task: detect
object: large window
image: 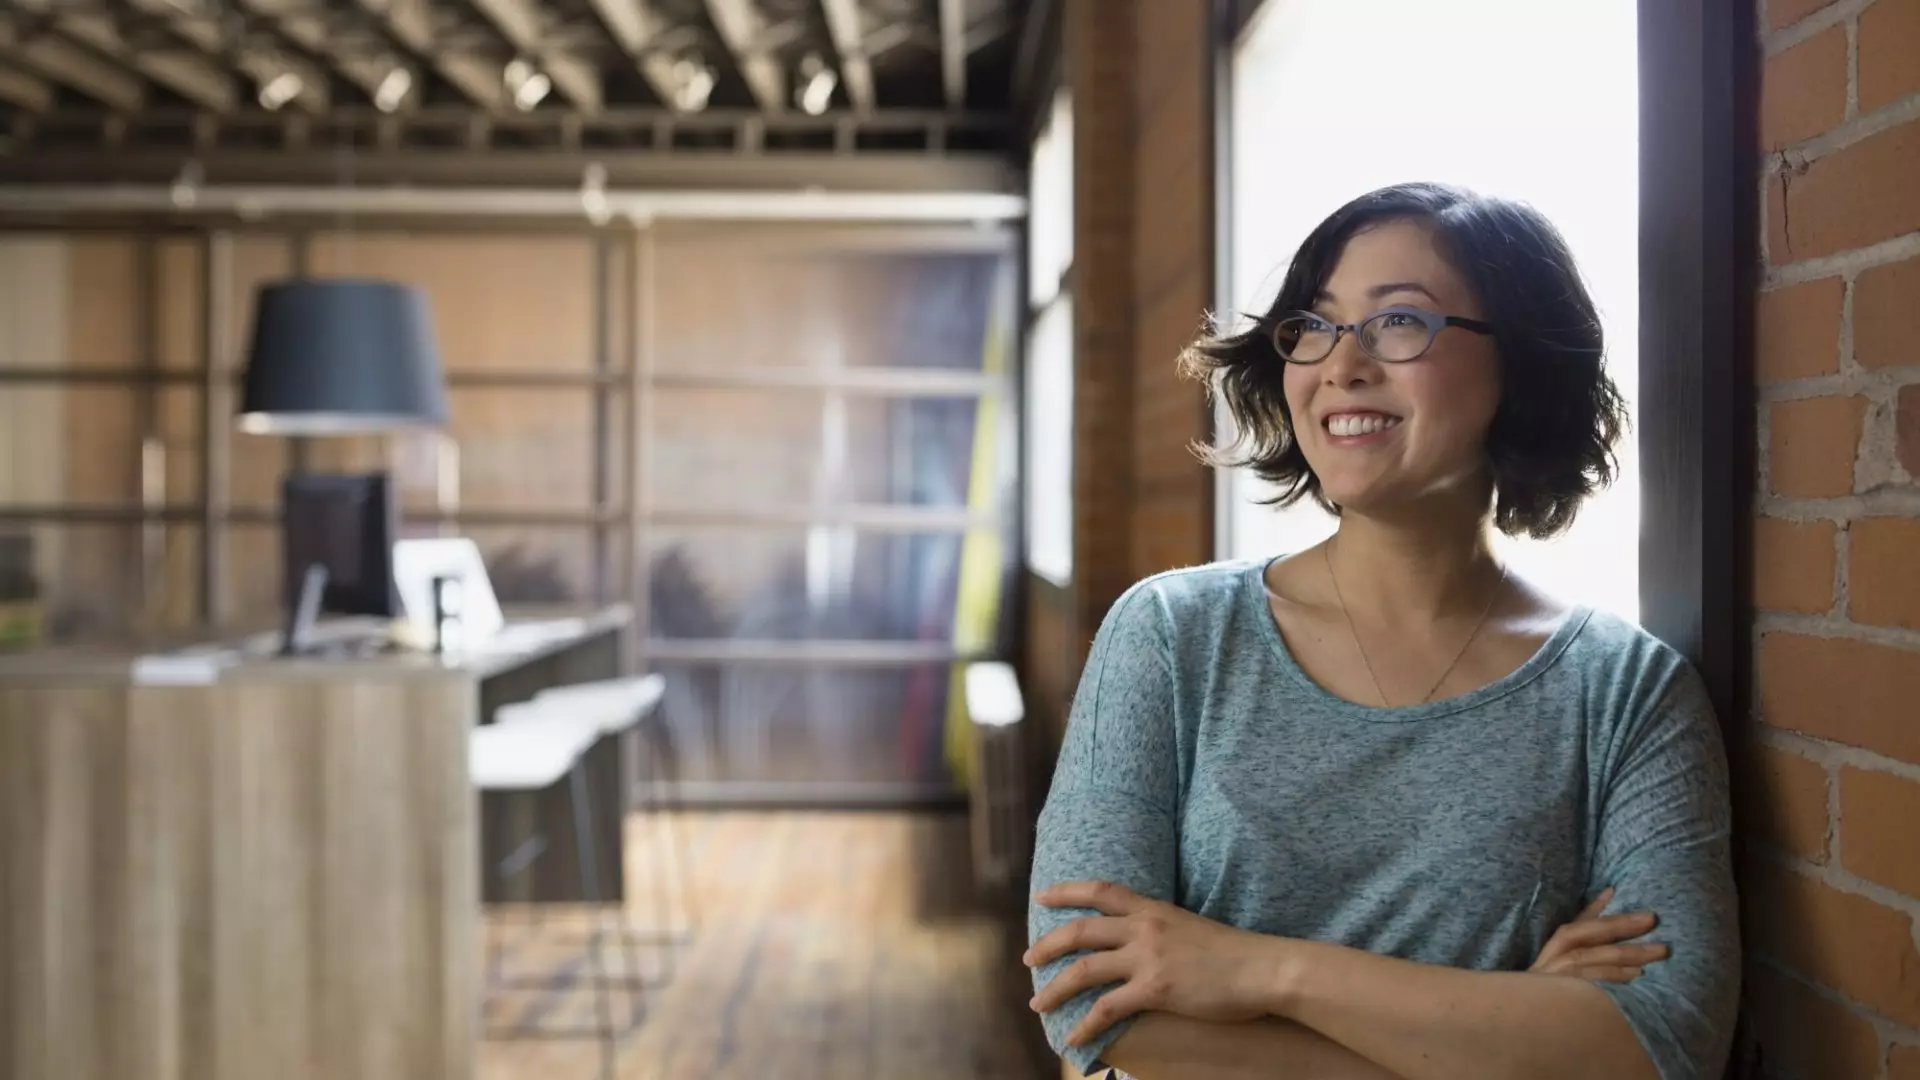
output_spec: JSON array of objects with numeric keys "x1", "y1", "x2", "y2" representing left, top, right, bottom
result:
[
  {"x1": 1220, "y1": 0, "x2": 1641, "y2": 620},
  {"x1": 1024, "y1": 90, "x2": 1074, "y2": 588},
  {"x1": 637, "y1": 223, "x2": 1018, "y2": 801}
]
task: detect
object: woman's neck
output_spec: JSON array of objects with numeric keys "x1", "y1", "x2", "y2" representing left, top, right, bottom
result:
[{"x1": 1324, "y1": 501, "x2": 1503, "y2": 625}]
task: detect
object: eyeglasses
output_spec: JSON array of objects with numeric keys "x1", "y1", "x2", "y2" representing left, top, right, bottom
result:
[{"x1": 1265, "y1": 306, "x2": 1495, "y2": 364}]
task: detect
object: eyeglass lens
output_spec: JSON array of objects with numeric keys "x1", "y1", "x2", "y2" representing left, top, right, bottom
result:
[{"x1": 1274, "y1": 311, "x2": 1437, "y2": 363}]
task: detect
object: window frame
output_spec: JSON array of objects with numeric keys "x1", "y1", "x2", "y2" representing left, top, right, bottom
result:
[
  {"x1": 1022, "y1": 86, "x2": 1076, "y2": 590},
  {"x1": 1208, "y1": 0, "x2": 1756, "y2": 730}
]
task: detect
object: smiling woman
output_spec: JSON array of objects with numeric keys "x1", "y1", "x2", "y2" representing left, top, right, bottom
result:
[{"x1": 1024, "y1": 185, "x2": 1739, "y2": 1080}]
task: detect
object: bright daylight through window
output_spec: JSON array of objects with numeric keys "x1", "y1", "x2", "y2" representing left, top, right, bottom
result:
[
  {"x1": 1026, "y1": 90, "x2": 1075, "y2": 588},
  {"x1": 1221, "y1": 0, "x2": 1641, "y2": 620}
]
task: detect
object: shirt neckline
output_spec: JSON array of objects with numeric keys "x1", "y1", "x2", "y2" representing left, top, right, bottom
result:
[{"x1": 1245, "y1": 555, "x2": 1594, "y2": 723}]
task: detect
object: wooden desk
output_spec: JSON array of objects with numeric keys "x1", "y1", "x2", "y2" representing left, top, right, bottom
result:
[{"x1": 0, "y1": 607, "x2": 630, "y2": 1080}]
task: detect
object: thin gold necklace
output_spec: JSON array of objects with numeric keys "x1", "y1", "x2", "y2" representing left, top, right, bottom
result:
[{"x1": 1323, "y1": 540, "x2": 1507, "y2": 708}]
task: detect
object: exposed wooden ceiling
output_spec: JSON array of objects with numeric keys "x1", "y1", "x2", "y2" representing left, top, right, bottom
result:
[{"x1": 0, "y1": 0, "x2": 1032, "y2": 182}]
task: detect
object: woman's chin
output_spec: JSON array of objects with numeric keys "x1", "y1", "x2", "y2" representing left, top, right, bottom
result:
[{"x1": 1316, "y1": 481, "x2": 1400, "y2": 516}]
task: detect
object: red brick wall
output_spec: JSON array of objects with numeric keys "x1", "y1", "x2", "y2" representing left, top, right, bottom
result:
[
  {"x1": 1024, "y1": 0, "x2": 1215, "y2": 749},
  {"x1": 1747, "y1": 0, "x2": 1920, "y2": 1074}
]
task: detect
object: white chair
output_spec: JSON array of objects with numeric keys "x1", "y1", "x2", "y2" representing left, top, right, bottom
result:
[
  {"x1": 532, "y1": 673, "x2": 666, "y2": 737},
  {"x1": 472, "y1": 699, "x2": 626, "y2": 1080},
  {"x1": 524, "y1": 674, "x2": 693, "y2": 975}
]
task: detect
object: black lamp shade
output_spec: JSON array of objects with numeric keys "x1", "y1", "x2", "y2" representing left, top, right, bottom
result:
[{"x1": 239, "y1": 278, "x2": 449, "y2": 435}]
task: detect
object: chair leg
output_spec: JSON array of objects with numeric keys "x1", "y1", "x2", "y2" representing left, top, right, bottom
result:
[
  {"x1": 642, "y1": 714, "x2": 697, "y2": 944},
  {"x1": 570, "y1": 760, "x2": 618, "y2": 1080}
]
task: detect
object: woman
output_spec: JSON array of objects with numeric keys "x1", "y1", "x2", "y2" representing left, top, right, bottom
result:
[{"x1": 1023, "y1": 183, "x2": 1738, "y2": 1080}]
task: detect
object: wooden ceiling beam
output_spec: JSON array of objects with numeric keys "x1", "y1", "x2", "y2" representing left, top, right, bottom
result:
[
  {"x1": 936, "y1": 0, "x2": 964, "y2": 109},
  {"x1": 819, "y1": 0, "x2": 874, "y2": 114},
  {"x1": 587, "y1": 0, "x2": 690, "y2": 110},
  {"x1": 38, "y1": 8, "x2": 236, "y2": 112},
  {"x1": 0, "y1": 19, "x2": 146, "y2": 111},
  {"x1": 704, "y1": 0, "x2": 785, "y2": 113},
  {"x1": 466, "y1": 0, "x2": 602, "y2": 111},
  {"x1": 0, "y1": 59, "x2": 53, "y2": 112},
  {"x1": 235, "y1": 1, "x2": 414, "y2": 111},
  {"x1": 124, "y1": 0, "x2": 330, "y2": 112},
  {"x1": 356, "y1": 0, "x2": 508, "y2": 112}
]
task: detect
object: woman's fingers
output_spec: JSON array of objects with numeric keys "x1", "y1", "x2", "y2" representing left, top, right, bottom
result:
[
  {"x1": 1561, "y1": 942, "x2": 1670, "y2": 970},
  {"x1": 1035, "y1": 880, "x2": 1146, "y2": 916},
  {"x1": 1572, "y1": 965, "x2": 1644, "y2": 984},
  {"x1": 1574, "y1": 886, "x2": 1616, "y2": 922},
  {"x1": 1063, "y1": 981, "x2": 1154, "y2": 1048},
  {"x1": 1030, "y1": 948, "x2": 1133, "y2": 1014},
  {"x1": 1560, "y1": 911, "x2": 1660, "y2": 947},
  {"x1": 1536, "y1": 910, "x2": 1658, "y2": 963},
  {"x1": 1024, "y1": 916, "x2": 1132, "y2": 968},
  {"x1": 1574, "y1": 937, "x2": 1666, "y2": 960}
]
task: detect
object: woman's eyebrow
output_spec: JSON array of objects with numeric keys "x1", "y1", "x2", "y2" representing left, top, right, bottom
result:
[{"x1": 1313, "y1": 282, "x2": 1442, "y2": 307}]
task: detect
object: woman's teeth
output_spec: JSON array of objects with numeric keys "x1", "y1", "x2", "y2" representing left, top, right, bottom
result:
[{"x1": 1327, "y1": 414, "x2": 1402, "y2": 437}]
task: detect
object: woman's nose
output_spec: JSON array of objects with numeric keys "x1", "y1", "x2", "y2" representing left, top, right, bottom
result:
[{"x1": 1320, "y1": 332, "x2": 1378, "y2": 386}]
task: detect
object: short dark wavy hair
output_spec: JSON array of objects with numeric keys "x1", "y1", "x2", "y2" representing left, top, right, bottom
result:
[{"x1": 1180, "y1": 182, "x2": 1627, "y2": 540}]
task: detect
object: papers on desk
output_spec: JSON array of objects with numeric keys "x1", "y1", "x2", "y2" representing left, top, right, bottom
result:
[
  {"x1": 131, "y1": 648, "x2": 234, "y2": 685},
  {"x1": 476, "y1": 618, "x2": 588, "y2": 653}
]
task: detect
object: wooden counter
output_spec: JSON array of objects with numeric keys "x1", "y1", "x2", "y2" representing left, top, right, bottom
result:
[{"x1": 0, "y1": 607, "x2": 630, "y2": 1080}]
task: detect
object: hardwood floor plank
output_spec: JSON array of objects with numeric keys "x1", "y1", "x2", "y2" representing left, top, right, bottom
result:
[{"x1": 478, "y1": 810, "x2": 1050, "y2": 1080}]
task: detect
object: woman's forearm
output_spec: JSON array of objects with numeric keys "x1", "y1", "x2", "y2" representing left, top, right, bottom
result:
[
  {"x1": 1103, "y1": 1012, "x2": 1405, "y2": 1080},
  {"x1": 1262, "y1": 939, "x2": 1656, "y2": 1080}
]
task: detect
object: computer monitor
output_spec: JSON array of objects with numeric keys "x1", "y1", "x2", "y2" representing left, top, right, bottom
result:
[{"x1": 281, "y1": 472, "x2": 399, "y2": 629}]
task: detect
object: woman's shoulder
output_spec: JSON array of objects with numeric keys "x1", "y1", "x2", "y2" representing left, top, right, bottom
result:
[
  {"x1": 1555, "y1": 606, "x2": 1714, "y2": 722},
  {"x1": 1105, "y1": 559, "x2": 1263, "y2": 629}
]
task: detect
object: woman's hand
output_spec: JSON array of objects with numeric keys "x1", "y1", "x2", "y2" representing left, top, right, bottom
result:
[
  {"x1": 1026, "y1": 880, "x2": 1279, "y2": 1048},
  {"x1": 1529, "y1": 887, "x2": 1669, "y2": 983}
]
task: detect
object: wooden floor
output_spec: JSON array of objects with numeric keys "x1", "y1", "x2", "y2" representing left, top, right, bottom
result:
[{"x1": 477, "y1": 811, "x2": 1055, "y2": 1080}]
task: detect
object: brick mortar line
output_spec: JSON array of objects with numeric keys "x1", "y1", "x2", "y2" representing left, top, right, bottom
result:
[
  {"x1": 1765, "y1": 232, "x2": 1920, "y2": 288},
  {"x1": 1763, "y1": 90, "x2": 1920, "y2": 171},
  {"x1": 1756, "y1": 399, "x2": 1774, "y2": 497},
  {"x1": 1763, "y1": 0, "x2": 1874, "y2": 55},
  {"x1": 1750, "y1": 848, "x2": 1920, "y2": 954},
  {"x1": 1755, "y1": 723, "x2": 1920, "y2": 785},
  {"x1": 1756, "y1": 609, "x2": 1920, "y2": 651},
  {"x1": 1844, "y1": 16, "x2": 1859, "y2": 121},
  {"x1": 1839, "y1": 275, "x2": 1861, "y2": 378},
  {"x1": 1832, "y1": 517, "x2": 1850, "y2": 621},
  {"x1": 1761, "y1": 489, "x2": 1920, "y2": 520},
  {"x1": 1759, "y1": 365, "x2": 1920, "y2": 402}
]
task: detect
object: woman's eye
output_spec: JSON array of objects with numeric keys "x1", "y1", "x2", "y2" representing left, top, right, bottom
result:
[{"x1": 1380, "y1": 312, "x2": 1420, "y2": 328}]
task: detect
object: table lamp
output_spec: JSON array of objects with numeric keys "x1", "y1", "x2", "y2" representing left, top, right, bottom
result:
[{"x1": 238, "y1": 278, "x2": 448, "y2": 435}]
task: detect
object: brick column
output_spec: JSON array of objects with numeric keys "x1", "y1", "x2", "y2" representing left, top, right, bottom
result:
[
  {"x1": 1742, "y1": 0, "x2": 1920, "y2": 1073},
  {"x1": 1066, "y1": 0, "x2": 1139, "y2": 654}
]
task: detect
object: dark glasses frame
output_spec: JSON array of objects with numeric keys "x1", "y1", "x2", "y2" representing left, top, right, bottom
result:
[{"x1": 1257, "y1": 305, "x2": 1496, "y2": 365}]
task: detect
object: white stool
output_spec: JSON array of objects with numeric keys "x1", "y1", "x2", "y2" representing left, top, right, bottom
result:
[
  {"x1": 472, "y1": 700, "x2": 626, "y2": 1080},
  {"x1": 533, "y1": 675, "x2": 694, "y2": 953}
]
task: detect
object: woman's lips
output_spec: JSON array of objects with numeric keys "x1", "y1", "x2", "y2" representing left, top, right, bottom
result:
[{"x1": 1323, "y1": 411, "x2": 1403, "y2": 438}]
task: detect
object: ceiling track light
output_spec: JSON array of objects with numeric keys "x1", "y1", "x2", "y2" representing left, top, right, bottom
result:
[
  {"x1": 170, "y1": 159, "x2": 204, "y2": 210},
  {"x1": 669, "y1": 55, "x2": 716, "y2": 113},
  {"x1": 504, "y1": 58, "x2": 550, "y2": 111},
  {"x1": 580, "y1": 162, "x2": 610, "y2": 226},
  {"x1": 795, "y1": 52, "x2": 836, "y2": 116},
  {"x1": 257, "y1": 70, "x2": 303, "y2": 111},
  {"x1": 374, "y1": 66, "x2": 411, "y2": 114}
]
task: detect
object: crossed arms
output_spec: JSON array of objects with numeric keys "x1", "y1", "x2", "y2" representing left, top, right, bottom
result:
[
  {"x1": 1026, "y1": 878, "x2": 1690, "y2": 1080},
  {"x1": 1028, "y1": 596, "x2": 1741, "y2": 1080}
]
